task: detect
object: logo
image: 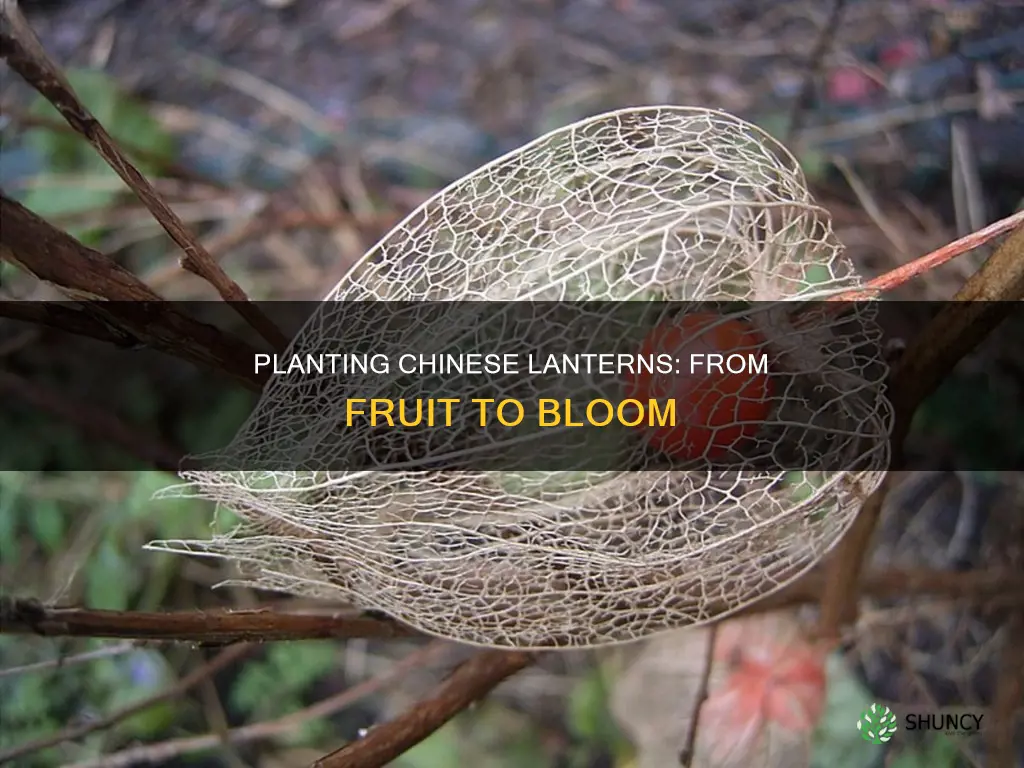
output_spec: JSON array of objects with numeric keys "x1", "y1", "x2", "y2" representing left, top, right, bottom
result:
[
  {"x1": 857, "y1": 703, "x2": 899, "y2": 744},
  {"x1": 904, "y1": 712, "x2": 984, "y2": 736}
]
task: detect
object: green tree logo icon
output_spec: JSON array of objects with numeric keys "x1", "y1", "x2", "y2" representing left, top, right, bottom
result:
[{"x1": 857, "y1": 703, "x2": 898, "y2": 744}]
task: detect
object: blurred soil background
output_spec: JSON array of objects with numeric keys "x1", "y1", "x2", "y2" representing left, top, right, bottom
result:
[{"x1": 1, "y1": 0, "x2": 1023, "y2": 767}]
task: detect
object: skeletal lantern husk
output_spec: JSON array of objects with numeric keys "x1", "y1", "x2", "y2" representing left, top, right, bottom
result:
[{"x1": 151, "y1": 106, "x2": 893, "y2": 650}]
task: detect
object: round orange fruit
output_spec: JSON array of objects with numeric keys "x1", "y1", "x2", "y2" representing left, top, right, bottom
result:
[{"x1": 625, "y1": 312, "x2": 774, "y2": 460}]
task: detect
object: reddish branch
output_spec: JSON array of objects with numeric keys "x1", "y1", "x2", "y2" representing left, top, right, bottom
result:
[{"x1": 828, "y1": 208, "x2": 1024, "y2": 302}]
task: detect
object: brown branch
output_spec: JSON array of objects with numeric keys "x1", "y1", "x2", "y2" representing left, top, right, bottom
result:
[
  {"x1": 313, "y1": 649, "x2": 535, "y2": 768},
  {"x1": 0, "y1": 598, "x2": 420, "y2": 643},
  {"x1": 887, "y1": 222, "x2": 1024, "y2": 434},
  {"x1": 1, "y1": 192, "x2": 163, "y2": 302},
  {"x1": 0, "y1": 0, "x2": 288, "y2": 351},
  {"x1": 5, "y1": 570, "x2": 1021, "y2": 767},
  {"x1": 0, "y1": 644, "x2": 251, "y2": 764},
  {"x1": 4, "y1": 567, "x2": 1021, "y2": 644},
  {"x1": 815, "y1": 473, "x2": 897, "y2": 639},
  {"x1": 63, "y1": 641, "x2": 450, "y2": 768},
  {"x1": 0, "y1": 195, "x2": 267, "y2": 391},
  {"x1": 817, "y1": 221, "x2": 1024, "y2": 639}
]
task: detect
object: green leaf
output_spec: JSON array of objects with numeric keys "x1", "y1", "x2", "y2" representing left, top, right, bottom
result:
[
  {"x1": 886, "y1": 734, "x2": 959, "y2": 768},
  {"x1": 27, "y1": 69, "x2": 174, "y2": 169},
  {"x1": 798, "y1": 149, "x2": 830, "y2": 181},
  {"x1": 568, "y1": 664, "x2": 630, "y2": 756},
  {"x1": 0, "y1": 473, "x2": 26, "y2": 552},
  {"x1": 230, "y1": 641, "x2": 337, "y2": 722},
  {"x1": 230, "y1": 662, "x2": 279, "y2": 716},
  {"x1": 27, "y1": 500, "x2": 65, "y2": 555},
  {"x1": 568, "y1": 670, "x2": 606, "y2": 741},
  {"x1": 802, "y1": 264, "x2": 834, "y2": 287},
  {"x1": 85, "y1": 539, "x2": 133, "y2": 610},
  {"x1": 784, "y1": 471, "x2": 827, "y2": 509},
  {"x1": 20, "y1": 68, "x2": 175, "y2": 240},
  {"x1": 20, "y1": 173, "x2": 117, "y2": 216},
  {"x1": 811, "y1": 654, "x2": 878, "y2": 768},
  {"x1": 396, "y1": 722, "x2": 463, "y2": 767},
  {"x1": 266, "y1": 640, "x2": 338, "y2": 691}
]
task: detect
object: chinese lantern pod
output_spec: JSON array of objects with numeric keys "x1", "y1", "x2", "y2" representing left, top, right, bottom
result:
[{"x1": 150, "y1": 107, "x2": 893, "y2": 650}]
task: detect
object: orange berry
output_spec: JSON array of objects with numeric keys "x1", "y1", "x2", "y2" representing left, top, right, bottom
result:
[{"x1": 625, "y1": 312, "x2": 774, "y2": 460}]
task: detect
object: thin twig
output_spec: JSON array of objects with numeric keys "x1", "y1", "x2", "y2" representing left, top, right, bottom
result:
[
  {"x1": 679, "y1": 625, "x2": 717, "y2": 766},
  {"x1": 0, "y1": 0, "x2": 287, "y2": 351},
  {"x1": 799, "y1": 89, "x2": 1024, "y2": 146},
  {"x1": 142, "y1": 208, "x2": 383, "y2": 290},
  {"x1": 334, "y1": 0, "x2": 417, "y2": 42},
  {"x1": 827, "y1": 209, "x2": 1024, "y2": 302},
  {"x1": 785, "y1": 0, "x2": 848, "y2": 143},
  {"x1": 832, "y1": 155, "x2": 909, "y2": 258},
  {"x1": 313, "y1": 649, "x2": 535, "y2": 768},
  {"x1": 63, "y1": 641, "x2": 450, "y2": 768},
  {"x1": 0, "y1": 640, "x2": 138, "y2": 679},
  {"x1": 0, "y1": 643, "x2": 251, "y2": 764}
]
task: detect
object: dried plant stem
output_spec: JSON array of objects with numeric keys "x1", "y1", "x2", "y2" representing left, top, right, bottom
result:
[
  {"x1": 0, "y1": 640, "x2": 139, "y2": 679},
  {"x1": 5, "y1": 567, "x2": 1021, "y2": 644},
  {"x1": 0, "y1": 597, "x2": 419, "y2": 643},
  {"x1": 887, "y1": 221, "x2": 1024, "y2": 427},
  {"x1": 828, "y1": 209, "x2": 1024, "y2": 302},
  {"x1": 0, "y1": 0, "x2": 287, "y2": 351},
  {"x1": 0, "y1": 194, "x2": 266, "y2": 391},
  {"x1": 679, "y1": 624, "x2": 717, "y2": 767},
  {"x1": 313, "y1": 649, "x2": 535, "y2": 768},
  {"x1": 818, "y1": 221, "x2": 1024, "y2": 639}
]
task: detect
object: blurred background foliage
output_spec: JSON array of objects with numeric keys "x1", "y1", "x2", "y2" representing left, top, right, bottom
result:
[{"x1": 18, "y1": 69, "x2": 176, "y2": 244}]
